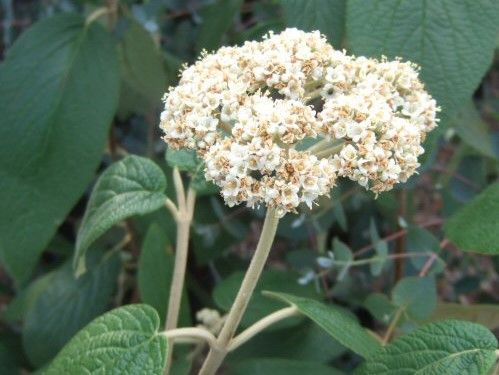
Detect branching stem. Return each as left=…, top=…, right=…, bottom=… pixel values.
left=162, top=328, right=217, bottom=348
left=164, top=168, right=196, bottom=375
left=198, top=208, right=280, bottom=375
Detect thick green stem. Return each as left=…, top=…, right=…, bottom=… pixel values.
left=198, top=208, right=280, bottom=375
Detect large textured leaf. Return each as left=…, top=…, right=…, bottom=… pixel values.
left=346, top=0, right=499, bottom=121
left=231, top=358, right=345, bottom=375
left=355, top=320, right=498, bottom=375
left=137, top=224, right=191, bottom=326
left=213, top=270, right=317, bottom=329
left=0, top=14, right=120, bottom=284
left=265, top=292, right=381, bottom=358
left=75, top=155, right=167, bottom=274
left=282, top=0, right=346, bottom=47
left=44, top=304, right=167, bottom=374
left=23, top=253, right=120, bottom=367
left=444, top=183, right=499, bottom=255
left=195, top=0, right=243, bottom=53
left=117, top=19, right=166, bottom=117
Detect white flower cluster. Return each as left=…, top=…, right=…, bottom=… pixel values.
left=160, top=28, right=438, bottom=216
left=319, top=57, right=438, bottom=193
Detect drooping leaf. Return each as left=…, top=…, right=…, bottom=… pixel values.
left=355, top=320, right=498, bottom=375
left=0, top=14, right=120, bottom=283
left=265, top=292, right=381, bottom=359
left=23, top=252, right=120, bottom=367
left=346, top=0, right=499, bottom=122
left=231, top=358, right=345, bottom=375
left=429, top=303, right=499, bottom=331
left=195, top=0, right=243, bottom=53
left=75, top=155, right=167, bottom=274
left=213, top=270, right=317, bottom=329
left=137, top=224, right=191, bottom=327
left=444, top=182, right=499, bottom=255
left=392, top=276, right=437, bottom=321
left=117, top=19, right=167, bottom=117
left=44, top=304, right=167, bottom=374
left=282, top=0, right=346, bottom=47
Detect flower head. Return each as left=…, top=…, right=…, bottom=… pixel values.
left=160, top=28, right=438, bottom=216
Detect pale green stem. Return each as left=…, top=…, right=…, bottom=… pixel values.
left=164, top=175, right=196, bottom=375
left=382, top=306, right=405, bottom=345
left=198, top=208, right=280, bottom=375
left=162, top=327, right=216, bottom=347
left=85, top=7, right=109, bottom=25
left=228, top=306, right=298, bottom=351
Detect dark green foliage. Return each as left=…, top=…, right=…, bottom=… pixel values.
left=0, top=1, right=498, bottom=374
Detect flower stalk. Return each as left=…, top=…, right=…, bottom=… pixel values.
left=198, top=208, right=280, bottom=375
left=164, top=168, right=196, bottom=375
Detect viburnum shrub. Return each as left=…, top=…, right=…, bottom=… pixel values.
left=1, top=1, right=498, bottom=375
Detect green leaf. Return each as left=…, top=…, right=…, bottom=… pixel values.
left=1, top=271, right=55, bottom=323
left=282, top=0, right=346, bottom=47
left=429, top=303, right=499, bottom=331
left=138, top=224, right=191, bottom=327
left=346, top=0, right=499, bottom=121
left=369, top=220, right=388, bottom=276
left=0, top=14, right=119, bottom=284
left=195, top=0, right=243, bottom=53
left=444, top=182, right=499, bottom=255
left=265, top=292, right=381, bottom=358
left=118, top=19, right=167, bottom=117
left=213, top=270, right=317, bottom=329
left=227, top=321, right=346, bottom=364
left=364, top=293, right=396, bottom=325
left=406, top=227, right=441, bottom=271
left=453, top=101, right=496, bottom=159
left=332, top=238, right=353, bottom=280
left=231, top=358, right=345, bottom=375
left=44, top=304, right=167, bottom=375
left=355, top=320, right=498, bottom=375
left=23, top=252, right=120, bottom=367
left=392, top=276, right=437, bottom=321
left=0, top=334, right=25, bottom=374
left=166, top=148, right=200, bottom=173
left=75, top=155, right=167, bottom=274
